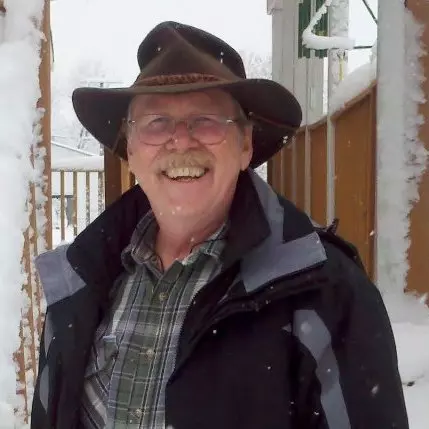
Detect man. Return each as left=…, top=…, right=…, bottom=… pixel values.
left=31, top=21, right=408, bottom=429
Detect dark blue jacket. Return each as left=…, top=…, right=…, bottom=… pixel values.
left=31, top=170, right=408, bottom=429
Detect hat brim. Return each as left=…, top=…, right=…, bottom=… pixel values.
left=72, top=78, right=302, bottom=168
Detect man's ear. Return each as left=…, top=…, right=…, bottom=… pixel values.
left=240, top=125, right=253, bottom=171
left=127, top=140, right=133, bottom=158
left=124, top=123, right=134, bottom=158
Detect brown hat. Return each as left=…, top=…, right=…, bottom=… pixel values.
left=72, top=21, right=302, bottom=167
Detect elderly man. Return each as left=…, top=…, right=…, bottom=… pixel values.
left=31, top=21, right=408, bottom=429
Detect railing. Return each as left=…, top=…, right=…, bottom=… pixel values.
left=51, top=156, right=105, bottom=246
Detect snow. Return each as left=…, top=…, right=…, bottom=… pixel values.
left=52, top=155, right=104, bottom=171
left=0, top=0, right=428, bottom=428
left=376, top=4, right=428, bottom=295
left=329, top=48, right=376, bottom=113
left=395, top=322, right=429, bottom=384
left=375, top=2, right=429, bottom=426
left=404, top=379, right=429, bottom=429
left=302, top=0, right=355, bottom=51
left=52, top=225, right=75, bottom=247
left=0, top=0, right=45, bottom=426
left=385, top=292, right=429, bottom=429
left=304, top=33, right=355, bottom=51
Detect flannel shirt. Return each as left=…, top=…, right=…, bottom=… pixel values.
left=80, top=211, right=227, bottom=429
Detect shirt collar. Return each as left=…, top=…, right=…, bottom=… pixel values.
left=121, top=210, right=228, bottom=272
left=181, top=222, right=228, bottom=266
left=121, top=210, right=158, bottom=272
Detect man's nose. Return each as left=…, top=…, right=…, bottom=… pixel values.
left=168, top=121, right=200, bottom=151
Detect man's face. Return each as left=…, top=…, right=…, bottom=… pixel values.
left=126, top=90, right=253, bottom=220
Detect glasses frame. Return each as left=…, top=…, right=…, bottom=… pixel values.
left=126, top=113, right=248, bottom=146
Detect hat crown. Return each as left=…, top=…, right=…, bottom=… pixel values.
left=136, top=21, right=247, bottom=81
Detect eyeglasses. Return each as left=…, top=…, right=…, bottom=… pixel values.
left=126, top=114, right=245, bottom=146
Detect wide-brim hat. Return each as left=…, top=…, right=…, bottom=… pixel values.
left=72, top=21, right=302, bottom=168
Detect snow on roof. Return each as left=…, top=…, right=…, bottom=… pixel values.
left=52, top=140, right=97, bottom=157
left=329, top=59, right=377, bottom=114
left=52, top=155, right=104, bottom=171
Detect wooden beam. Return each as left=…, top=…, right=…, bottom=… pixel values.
left=39, top=0, right=52, bottom=250
left=406, top=0, right=429, bottom=298
left=104, top=151, right=134, bottom=207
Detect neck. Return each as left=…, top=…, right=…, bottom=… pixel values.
left=154, top=213, right=227, bottom=270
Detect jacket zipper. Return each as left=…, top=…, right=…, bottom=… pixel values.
left=168, top=260, right=325, bottom=385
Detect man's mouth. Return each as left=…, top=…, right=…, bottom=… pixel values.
left=162, top=167, right=208, bottom=181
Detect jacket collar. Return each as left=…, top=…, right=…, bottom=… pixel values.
left=65, top=169, right=324, bottom=306
left=240, top=170, right=326, bottom=293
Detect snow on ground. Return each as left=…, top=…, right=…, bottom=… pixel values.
left=52, top=225, right=75, bottom=247
left=385, top=292, right=429, bottom=429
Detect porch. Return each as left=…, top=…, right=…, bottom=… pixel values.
left=3, top=0, right=429, bottom=425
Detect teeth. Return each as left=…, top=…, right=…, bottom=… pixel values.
left=165, top=167, right=206, bottom=179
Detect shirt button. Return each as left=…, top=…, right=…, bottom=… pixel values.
left=159, top=292, right=168, bottom=302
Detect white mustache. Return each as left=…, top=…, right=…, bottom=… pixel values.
left=157, top=151, right=213, bottom=171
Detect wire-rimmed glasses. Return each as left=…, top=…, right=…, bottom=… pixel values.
left=126, top=114, right=245, bottom=146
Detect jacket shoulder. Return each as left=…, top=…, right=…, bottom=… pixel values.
left=36, top=244, right=86, bottom=306
left=316, top=227, right=367, bottom=272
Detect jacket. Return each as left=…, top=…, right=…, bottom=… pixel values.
left=31, top=170, right=409, bottom=429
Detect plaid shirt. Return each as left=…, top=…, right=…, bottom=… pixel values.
left=80, top=211, right=227, bottom=429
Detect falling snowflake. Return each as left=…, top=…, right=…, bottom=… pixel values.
left=371, top=385, right=380, bottom=396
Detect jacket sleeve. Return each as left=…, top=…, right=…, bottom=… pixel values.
left=294, top=253, right=409, bottom=429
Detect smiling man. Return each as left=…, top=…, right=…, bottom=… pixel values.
left=31, top=21, right=408, bottom=429
left=125, top=90, right=252, bottom=269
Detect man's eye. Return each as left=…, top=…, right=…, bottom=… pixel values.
left=146, top=117, right=170, bottom=129
left=193, top=116, right=218, bottom=127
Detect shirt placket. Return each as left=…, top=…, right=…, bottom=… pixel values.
left=127, top=262, right=184, bottom=428
left=107, top=270, right=148, bottom=428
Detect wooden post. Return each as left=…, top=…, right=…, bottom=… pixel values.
left=39, top=0, right=52, bottom=251
left=104, top=150, right=134, bottom=207
left=406, top=0, right=429, bottom=297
